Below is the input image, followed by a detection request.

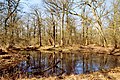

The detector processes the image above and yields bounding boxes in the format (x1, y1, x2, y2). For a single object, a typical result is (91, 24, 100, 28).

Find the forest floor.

(17, 67, 120, 80)
(0, 48, 26, 72)
(39, 44, 120, 56)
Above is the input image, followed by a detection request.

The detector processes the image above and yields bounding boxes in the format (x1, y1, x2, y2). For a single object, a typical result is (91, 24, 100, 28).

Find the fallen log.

(23, 46, 39, 51)
(42, 60, 61, 73)
(109, 48, 120, 55)
(0, 49, 8, 55)
(1, 55, 11, 59)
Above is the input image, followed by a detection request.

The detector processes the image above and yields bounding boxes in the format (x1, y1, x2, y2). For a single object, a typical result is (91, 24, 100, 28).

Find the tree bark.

(61, 4, 65, 46)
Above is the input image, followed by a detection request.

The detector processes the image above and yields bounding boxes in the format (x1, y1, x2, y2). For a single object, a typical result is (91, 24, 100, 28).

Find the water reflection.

(1, 51, 120, 78)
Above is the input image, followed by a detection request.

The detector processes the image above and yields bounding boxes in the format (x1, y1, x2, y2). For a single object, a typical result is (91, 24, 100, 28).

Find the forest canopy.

(0, 0, 120, 48)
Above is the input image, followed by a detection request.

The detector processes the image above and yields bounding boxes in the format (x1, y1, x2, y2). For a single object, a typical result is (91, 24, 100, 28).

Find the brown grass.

(16, 67, 120, 80)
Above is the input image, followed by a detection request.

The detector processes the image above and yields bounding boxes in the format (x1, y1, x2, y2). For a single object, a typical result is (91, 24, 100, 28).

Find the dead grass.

(38, 44, 120, 56)
(0, 49, 26, 71)
(16, 67, 120, 80)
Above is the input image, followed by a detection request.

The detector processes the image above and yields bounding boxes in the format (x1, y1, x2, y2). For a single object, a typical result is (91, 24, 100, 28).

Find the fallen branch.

(42, 60, 61, 73)
(56, 66, 65, 76)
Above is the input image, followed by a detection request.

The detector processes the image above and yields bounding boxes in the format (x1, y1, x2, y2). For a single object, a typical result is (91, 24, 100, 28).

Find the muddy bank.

(7, 45, 120, 55)
(0, 48, 26, 72)
(38, 45, 120, 56)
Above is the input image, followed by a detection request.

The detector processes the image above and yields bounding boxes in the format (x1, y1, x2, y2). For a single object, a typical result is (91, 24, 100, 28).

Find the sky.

(21, 0, 42, 5)
(20, 0, 43, 12)
(0, 0, 113, 18)
(0, 0, 43, 11)
(20, 0, 113, 11)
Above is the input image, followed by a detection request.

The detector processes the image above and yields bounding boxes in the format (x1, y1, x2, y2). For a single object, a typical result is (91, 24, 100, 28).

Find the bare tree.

(34, 9, 42, 47)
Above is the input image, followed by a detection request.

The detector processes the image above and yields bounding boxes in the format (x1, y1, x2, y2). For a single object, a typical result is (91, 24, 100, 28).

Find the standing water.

(1, 51, 120, 78)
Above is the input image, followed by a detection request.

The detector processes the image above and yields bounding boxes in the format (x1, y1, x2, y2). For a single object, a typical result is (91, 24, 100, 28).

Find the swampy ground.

(0, 45, 120, 80)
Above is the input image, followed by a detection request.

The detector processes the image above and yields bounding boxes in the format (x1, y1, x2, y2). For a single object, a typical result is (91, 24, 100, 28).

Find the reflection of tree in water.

(99, 54, 108, 70)
(108, 56, 119, 68)
(16, 51, 120, 78)
(25, 54, 32, 77)
(64, 53, 75, 75)
(83, 54, 89, 73)
(17, 54, 32, 78)
(114, 56, 119, 67)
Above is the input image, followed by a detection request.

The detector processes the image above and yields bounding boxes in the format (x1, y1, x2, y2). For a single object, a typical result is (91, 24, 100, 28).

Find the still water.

(1, 51, 120, 78)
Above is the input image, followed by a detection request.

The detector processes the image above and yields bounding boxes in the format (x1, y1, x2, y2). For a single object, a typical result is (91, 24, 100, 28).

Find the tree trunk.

(53, 22, 55, 47)
(91, 7, 107, 47)
(38, 24, 42, 47)
(51, 13, 56, 47)
(82, 20, 85, 45)
(61, 4, 65, 46)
